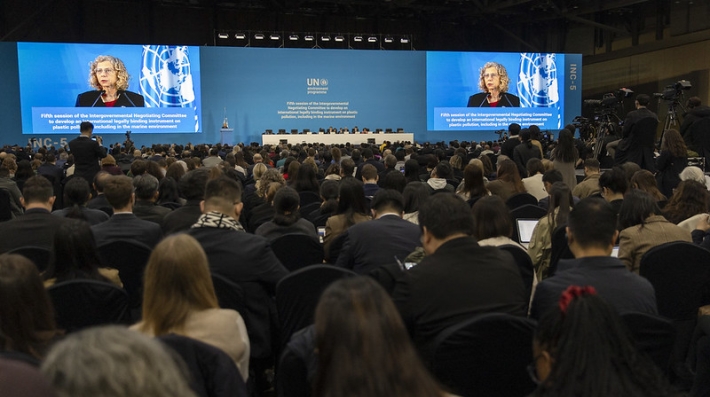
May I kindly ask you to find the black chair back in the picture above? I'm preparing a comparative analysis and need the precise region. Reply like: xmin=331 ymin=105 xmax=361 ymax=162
xmin=47 ymin=279 xmax=130 ymax=332
xmin=276 ymin=265 xmax=356 ymax=350
xmin=325 ymin=232 xmax=348 ymax=264
xmin=299 ymin=202 xmax=321 ymax=220
xmin=271 ymin=234 xmax=324 ymax=272
xmin=498 ymin=245 xmax=534 ymax=305
xmin=211 ymin=274 xmax=249 ymax=324
xmin=0 ymin=188 xmax=13 ymax=222
xmin=8 ymin=246 xmax=51 ymax=272
xmin=621 ymin=312 xmax=676 ymax=373
xmin=298 ymin=191 xmax=321 ymax=208
xmin=277 ymin=325 xmax=316 ymax=397
xmin=158 ymin=334 xmax=248 ymax=397
xmin=431 ymin=313 xmax=537 ymax=397
xmin=97 ymin=240 xmax=152 ymax=308
xmin=548 ymin=225 xmax=573 ymax=278
xmin=505 ymin=192 xmax=538 ymax=210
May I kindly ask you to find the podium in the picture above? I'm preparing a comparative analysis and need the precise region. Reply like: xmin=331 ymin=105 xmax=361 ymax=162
xmin=220 ymin=128 xmax=234 ymax=145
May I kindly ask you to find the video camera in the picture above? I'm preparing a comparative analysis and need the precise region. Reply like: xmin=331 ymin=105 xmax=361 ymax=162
xmin=653 ymin=80 xmax=691 ymax=103
xmin=583 ymin=88 xmax=634 ymax=111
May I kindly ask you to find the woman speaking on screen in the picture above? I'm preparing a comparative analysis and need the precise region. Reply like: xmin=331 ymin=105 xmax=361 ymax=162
xmin=467 ymin=61 xmax=520 ymax=108
xmin=75 ymin=55 xmax=145 ymax=107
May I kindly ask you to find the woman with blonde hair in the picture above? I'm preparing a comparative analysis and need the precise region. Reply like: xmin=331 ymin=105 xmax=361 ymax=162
xmin=132 ymin=234 xmax=250 ymax=381
xmin=76 ymin=55 xmax=145 ymax=107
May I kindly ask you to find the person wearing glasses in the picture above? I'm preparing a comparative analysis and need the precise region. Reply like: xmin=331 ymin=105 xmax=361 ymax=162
xmin=467 ymin=61 xmax=520 ymax=107
xmin=75 ymin=55 xmax=145 ymax=107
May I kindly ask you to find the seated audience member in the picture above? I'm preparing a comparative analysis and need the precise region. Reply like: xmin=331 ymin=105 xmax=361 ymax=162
xmin=157 ymin=177 xmax=183 ymax=209
xmin=487 ymin=159 xmax=526 ymax=201
xmin=403 ymin=159 xmax=421 ymax=184
xmin=91 ymin=175 xmax=163 ymax=249
xmin=680 ymin=165 xmax=709 ymax=188
xmin=513 ymin=129 xmax=542 ymax=178
xmin=0 ymin=358 xmax=56 ymax=397
xmin=361 ymin=164 xmax=381 ymax=199
xmin=0 ymin=254 xmax=60 ymax=361
xmin=256 ymin=186 xmax=318 ymax=242
xmin=472 ymin=195 xmax=526 ymax=251
xmin=377 ymin=154 xmax=399 ymax=187
xmin=522 ymin=158 xmax=547 ymax=200
xmin=630 ymin=170 xmax=667 ymax=206
xmin=663 ymin=180 xmax=709 ymax=224
xmin=426 ymin=161 xmax=455 ymax=194
xmin=530 ymin=198 xmax=657 ymax=320
xmin=308 ymin=180 xmax=339 ymax=225
xmin=339 ymin=158 xmax=356 ymax=179
xmin=41 ymin=326 xmax=198 ymax=397
xmin=161 ymin=168 xmax=210 ymax=235
xmin=529 ymin=182 xmax=572 ymax=280
xmin=572 ymin=158 xmax=601 ymax=199
xmin=598 ymin=166 xmax=627 ymax=217
xmin=335 ymin=189 xmax=420 ymax=274
xmin=457 ymin=162 xmax=490 ymax=202
xmin=0 ymin=166 xmax=23 ymax=218
xmin=132 ymin=234 xmax=250 ymax=381
xmin=617 ymin=189 xmax=691 ymax=273
xmin=248 ymin=181 xmax=283 ymax=233
xmin=13 ymin=160 xmax=34 ymax=193
xmin=86 ymin=171 xmax=113 ymax=215
xmin=52 ymin=177 xmax=109 ymax=225
xmin=132 ymin=174 xmax=171 ymax=226
xmin=187 ymin=176 xmax=287 ymax=294
xmin=100 ymin=154 xmax=123 ymax=176
xmin=402 ymin=181 xmax=430 ymax=225
xmin=530 ymin=287 xmax=674 ymax=397
xmin=323 ymin=178 xmax=370 ymax=257
xmin=0 ymin=176 xmax=77 ymax=253
xmin=43 ymin=221 xmax=121 ymax=287
xmin=382 ymin=169 xmax=406 ymax=193
xmin=538 ymin=169 xmax=564 ymax=209
xmin=392 ymin=194 xmax=527 ymax=350
xmin=314 ymin=277 xmax=447 ymax=397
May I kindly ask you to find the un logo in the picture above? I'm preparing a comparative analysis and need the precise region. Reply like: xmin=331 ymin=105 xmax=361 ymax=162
xmin=517 ymin=53 xmax=559 ymax=108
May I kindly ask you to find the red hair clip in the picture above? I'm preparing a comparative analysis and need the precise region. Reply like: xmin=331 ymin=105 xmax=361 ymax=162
xmin=558 ymin=285 xmax=597 ymax=314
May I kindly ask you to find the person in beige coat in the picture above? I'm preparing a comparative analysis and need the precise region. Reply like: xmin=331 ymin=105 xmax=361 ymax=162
xmin=572 ymin=158 xmax=602 ymax=199
xmin=618 ymin=189 xmax=692 ymax=273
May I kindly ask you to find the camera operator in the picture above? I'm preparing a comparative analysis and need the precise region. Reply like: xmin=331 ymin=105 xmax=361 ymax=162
xmin=612 ymin=94 xmax=658 ymax=172
xmin=680 ymin=96 xmax=710 ymax=155
xmin=68 ymin=121 xmax=107 ymax=185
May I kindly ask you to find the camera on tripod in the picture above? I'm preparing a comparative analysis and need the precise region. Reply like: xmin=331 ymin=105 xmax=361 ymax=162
xmin=653 ymin=80 xmax=691 ymax=103
xmin=583 ymin=88 xmax=634 ymax=114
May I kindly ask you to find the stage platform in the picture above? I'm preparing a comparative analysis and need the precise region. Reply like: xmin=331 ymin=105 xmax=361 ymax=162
xmin=261 ymin=132 xmax=414 ymax=146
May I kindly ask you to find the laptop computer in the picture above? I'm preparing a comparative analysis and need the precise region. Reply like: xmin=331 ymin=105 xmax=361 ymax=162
xmin=516 ymin=219 xmax=539 ymax=249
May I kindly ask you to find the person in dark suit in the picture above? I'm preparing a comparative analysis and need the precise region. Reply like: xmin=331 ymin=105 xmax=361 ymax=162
xmin=86 ymin=171 xmax=113 ymax=216
xmin=0 ymin=176 xmax=79 ymax=253
xmin=391 ymin=193 xmax=528 ymax=352
xmin=68 ymin=122 xmax=107 ymax=187
xmin=467 ymin=62 xmax=520 ymax=107
xmin=613 ymin=94 xmax=658 ymax=171
xmin=91 ymin=175 xmax=163 ymax=249
xmin=162 ymin=168 xmax=209 ymax=235
xmin=355 ymin=148 xmax=385 ymax=180
xmin=335 ymin=189 xmax=420 ymax=274
xmin=529 ymin=197 xmax=658 ymax=320
xmin=75 ymin=55 xmax=144 ymax=107
xmin=52 ymin=177 xmax=109 ymax=226
xmin=131 ymin=174 xmax=171 ymax=227
xmin=500 ymin=123 xmax=522 ymax=158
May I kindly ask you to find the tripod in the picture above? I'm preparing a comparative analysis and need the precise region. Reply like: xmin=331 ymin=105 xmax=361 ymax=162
xmin=659 ymin=100 xmax=686 ymax=147
xmin=592 ymin=112 xmax=622 ymax=160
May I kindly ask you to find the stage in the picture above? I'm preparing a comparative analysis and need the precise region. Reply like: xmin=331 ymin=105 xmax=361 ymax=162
xmin=261 ymin=132 xmax=414 ymax=146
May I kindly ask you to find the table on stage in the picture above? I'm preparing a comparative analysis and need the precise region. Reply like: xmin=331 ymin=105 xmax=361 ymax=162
xmin=261 ymin=132 xmax=414 ymax=146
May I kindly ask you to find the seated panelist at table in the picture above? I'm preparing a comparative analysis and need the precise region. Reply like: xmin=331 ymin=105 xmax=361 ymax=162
xmin=76 ymin=55 xmax=145 ymax=108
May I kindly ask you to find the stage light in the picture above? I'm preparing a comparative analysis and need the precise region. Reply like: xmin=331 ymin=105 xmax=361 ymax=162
xmin=384 ymin=37 xmax=394 ymax=43
xmin=334 ymin=36 xmax=345 ymax=42
xmin=367 ymin=36 xmax=377 ymax=43
xmin=321 ymin=35 xmax=331 ymax=42
xmin=235 ymin=33 xmax=247 ymax=39
xmin=270 ymin=34 xmax=280 ymax=40
xmin=400 ymin=37 xmax=410 ymax=44
xmin=217 ymin=33 xmax=229 ymax=39
xmin=289 ymin=34 xmax=299 ymax=41
xmin=353 ymin=36 xmax=363 ymax=42
xmin=254 ymin=33 xmax=265 ymax=40
xmin=304 ymin=35 xmax=315 ymax=41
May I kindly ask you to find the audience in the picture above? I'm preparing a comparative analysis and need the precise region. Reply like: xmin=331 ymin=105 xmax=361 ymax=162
xmin=255 ymin=186 xmax=318 ymax=242
xmin=598 ymin=166 xmax=627 ymax=217
xmin=656 ymin=128 xmax=688 ymax=198
xmin=52 ymin=177 xmax=109 ymax=225
xmin=323 ymin=178 xmax=370 ymax=257
xmin=161 ymin=168 xmax=210 ymax=234
xmin=472 ymin=195 xmax=526 ymax=251
xmin=132 ymin=174 xmax=171 ymax=226
xmin=571 ymin=158 xmax=601 ymax=199
xmin=487 ymin=159 xmax=526 ymax=201
xmin=522 ymin=158 xmax=546 ymax=200
xmin=663 ymin=180 xmax=709 ymax=224
xmin=529 ymin=182 xmax=572 ymax=280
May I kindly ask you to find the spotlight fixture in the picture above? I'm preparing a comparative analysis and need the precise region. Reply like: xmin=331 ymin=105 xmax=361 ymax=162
xmin=254 ymin=33 xmax=265 ymax=40
xmin=304 ymin=35 xmax=315 ymax=41
xmin=270 ymin=34 xmax=280 ymax=40
xmin=384 ymin=36 xmax=394 ymax=43
xmin=400 ymin=37 xmax=410 ymax=44
xmin=321 ymin=35 xmax=331 ymax=42
xmin=353 ymin=36 xmax=363 ymax=42
xmin=367 ymin=36 xmax=377 ymax=43
xmin=334 ymin=36 xmax=345 ymax=42
xmin=289 ymin=34 xmax=299 ymax=41
xmin=235 ymin=33 xmax=246 ymax=39
xmin=217 ymin=33 xmax=229 ymax=39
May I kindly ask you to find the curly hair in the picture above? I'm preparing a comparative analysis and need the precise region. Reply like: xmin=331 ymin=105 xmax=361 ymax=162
xmin=88 ymin=55 xmax=131 ymax=91
xmin=661 ymin=129 xmax=688 ymax=158
xmin=478 ymin=62 xmax=510 ymax=93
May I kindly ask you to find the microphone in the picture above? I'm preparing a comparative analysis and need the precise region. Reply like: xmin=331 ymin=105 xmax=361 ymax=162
xmin=502 ymin=93 xmax=514 ymax=107
xmin=479 ymin=93 xmax=489 ymax=107
xmin=91 ymin=90 xmax=105 ymax=107
xmin=120 ymin=90 xmax=138 ymax=107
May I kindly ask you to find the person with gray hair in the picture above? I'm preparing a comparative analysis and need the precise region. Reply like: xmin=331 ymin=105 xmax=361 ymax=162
xmin=41 ymin=326 xmax=197 ymax=397
xmin=132 ymin=173 xmax=171 ymax=226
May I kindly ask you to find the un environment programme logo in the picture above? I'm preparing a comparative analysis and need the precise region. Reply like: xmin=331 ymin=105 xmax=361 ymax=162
xmin=140 ymin=45 xmax=199 ymax=131
xmin=306 ymin=78 xmax=329 ymax=95
xmin=518 ymin=53 xmax=561 ymax=128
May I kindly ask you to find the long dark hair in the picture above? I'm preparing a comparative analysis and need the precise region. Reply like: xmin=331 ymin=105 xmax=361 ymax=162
xmin=404 ymin=159 xmax=420 ymax=184
xmin=291 ymin=163 xmax=320 ymax=193
xmin=43 ymin=221 xmax=108 ymax=284
xmin=553 ymin=130 xmax=578 ymax=163
xmin=533 ymin=288 xmax=673 ymax=397
xmin=547 ymin=182 xmax=572 ymax=237
xmin=661 ymin=129 xmax=687 ymax=158
xmin=402 ymin=182 xmax=430 ymax=213
xmin=461 ymin=163 xmax=489 ymax=198
xmin=314 ymin=277 xmax=444 ymax=397
xmin=618 ymin=189 xmax=661 ymax=230
xmin=662 ymin=179 xmax=709 ymax=224
xmin=497 ymin=159 xmax=526 ymax=194
xmin=472 ymin=195 xmax=513 ymax=240
xmin=336 ymin=178 xmax=368 ymax=227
